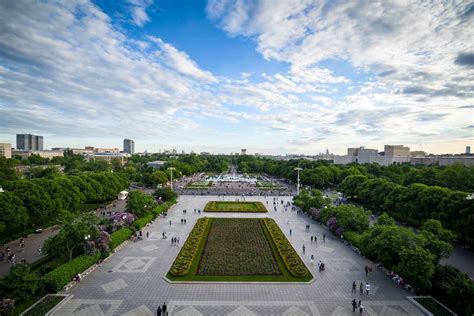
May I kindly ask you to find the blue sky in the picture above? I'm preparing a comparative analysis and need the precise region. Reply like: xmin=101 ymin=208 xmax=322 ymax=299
xmin=0 ymin=0 xmax=472 ymax=154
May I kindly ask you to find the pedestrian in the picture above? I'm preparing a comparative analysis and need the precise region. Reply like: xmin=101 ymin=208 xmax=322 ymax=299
xmin=365 ymin=282 xmax=370 ymax=296
xmin=352 ymin=299 xmax=357 ymax=312
xmin=147 ymin=231 xmax=149 ymax=239
xmin=310 ymin=254 xmax=314 ymax=265
xmin=289 ymin=229 xmax=292 ymax=236
xmin=352 ymin=281 xmax=356 ymax=293
xmin=302 ymin=244 xmax=305 ymax=254
xmin=317 ymin=260 xmax=321 ymax=271
xmin=323 ymin=234 xmax=326 ymax=242
xmin=359 ymin=304 xmax=364 ymax=314
xmin=359 ymin=282 xmax=363 ymax=294
xmin=162 ymin=302 xmax=167 ymax=315
xmin=157 ymin=305 xmax=162 ymax=316
xmin=162 ymin=232 xmax=165 ymax=239
xmin=181 ymin=218 xmax=183 ymax=224
xmin=311 ymin=236 xmax=313 ymax=243
xmin=184 ymin=219 xmax=187 ymax=224
xmin=365 ymin=265 xmax=369 ymax=276
xmin=314 ymin=236 xmax=317 ymax=243
xmin=169 ymin=220 xmax=172 ymax=226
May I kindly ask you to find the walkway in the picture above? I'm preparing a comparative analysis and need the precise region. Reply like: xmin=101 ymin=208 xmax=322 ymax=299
xmin=53 ymin=195 xmax=422 ymax=315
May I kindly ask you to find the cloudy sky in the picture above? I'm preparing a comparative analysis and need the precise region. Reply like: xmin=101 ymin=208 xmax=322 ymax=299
xmin=0 ymin=0 xmax=472 ymax=154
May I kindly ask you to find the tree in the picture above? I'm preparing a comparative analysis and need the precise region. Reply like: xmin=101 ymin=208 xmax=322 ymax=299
xmin=126 ymin=191 xmax=156 ymax=217
xmin=43 ymin=213 xmax=99 ymax=261
xmin=154 ymin=187 xmax=178 ymax=203
xmin=396 ymin=247 xmax=435 ymax=291
xmin=0 ymin=265 xmax=40 ymax=302
xmin=339 ymin=175 xmax=368 ymax=198
xmin=377 ymin=212 xmax=395 ymax=226
xmin=0 ymin=191 xmax=28 ymax=236
xmin=422 ymin=219 xmax=455 ymax=243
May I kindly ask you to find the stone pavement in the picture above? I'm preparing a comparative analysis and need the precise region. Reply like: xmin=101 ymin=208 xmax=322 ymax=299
xmin=53 ymin=195 xmax=422 ymax=315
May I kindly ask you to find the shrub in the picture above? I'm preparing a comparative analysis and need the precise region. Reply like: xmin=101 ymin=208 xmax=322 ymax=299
xmin=263 ymin=218 xmax=309 ymax=277
xmin=43 ymin=253 xmax=100 ymax=292
xmin=343 ymin=231 xmax=362 ymax=248
xmin=0 ymin=265 xmax=40 ymax=303
xmin=110 ymin=228 xmax=132 ymax=250
xmin=169 ymin=217 xmax=209 ymax=276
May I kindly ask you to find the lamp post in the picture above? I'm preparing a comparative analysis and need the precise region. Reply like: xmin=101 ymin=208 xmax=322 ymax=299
xmin=84 ymin=234 xmax=91 ymax=255
xmin=294 ymin=167 xmax=302 ymax=196
xmin=168 ymin=167 xmax=176 ymax=191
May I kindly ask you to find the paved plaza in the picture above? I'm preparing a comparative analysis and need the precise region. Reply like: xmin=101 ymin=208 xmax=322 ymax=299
xmin=53 ymin=195 xmax=422 ymax=315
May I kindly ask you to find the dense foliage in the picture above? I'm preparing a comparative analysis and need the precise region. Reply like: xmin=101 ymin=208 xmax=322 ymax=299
xmin=126 ymin=190 xmax=156 ymax=217
xmin=43 ymin=253 xmax=100 ymax=292
xmin=0 ymin=265 xmax=40 ymax=302
xmin=110 ymin=228 xmax=133 ymax=250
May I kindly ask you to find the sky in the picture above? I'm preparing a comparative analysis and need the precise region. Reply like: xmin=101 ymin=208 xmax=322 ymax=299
xmin=0 ymin=0 xmax=473 ymax=155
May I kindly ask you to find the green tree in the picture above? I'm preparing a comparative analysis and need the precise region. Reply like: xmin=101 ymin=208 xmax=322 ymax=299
xmin=0 ymin=191 xmax=28 ymax=236
xmin=377 ymin=212 xmax=395 ymax=226
xmin=43 ymin=213 xmax=99 ymax=261
xmin=0 ymin=265 xmax=40 ymax=302
xmin=154 ymin=187 xmax=178 ymax=203
xmin=339 ymin=175 xmax=368 ymax=198
xmin=396 ymin=247 xmax=435 ymax=291
xmin=126 ymin=191 xmax=156 ymax=217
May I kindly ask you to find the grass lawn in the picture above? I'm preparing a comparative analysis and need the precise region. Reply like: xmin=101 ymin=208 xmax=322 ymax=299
xmin=413 ymin=297 xmax=454 ymax=316
xmin=204 ymin=201 xmax=268 ymax=213
xmin=185 ymin=181 xmax=211 ymax=189
xmin=167 ymin=218 xmax=312 ymax=282
xmin=22 ymin=295 xmax=66 ymax=316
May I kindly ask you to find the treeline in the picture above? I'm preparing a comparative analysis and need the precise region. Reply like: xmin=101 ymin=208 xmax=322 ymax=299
xmin=0 ymin=172 xmax=130 ymax=238
xmin=340 ymin=175 xmax=473 ymax=242
xmin=237 ymin=156 xmax=474 ymax=191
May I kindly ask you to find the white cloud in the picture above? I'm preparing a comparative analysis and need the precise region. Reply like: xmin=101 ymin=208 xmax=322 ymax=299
xmin=128 ymin=0 xmax=153 ymax=27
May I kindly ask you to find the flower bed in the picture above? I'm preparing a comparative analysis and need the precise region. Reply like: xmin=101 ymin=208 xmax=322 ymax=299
xmin=169 ymin=217 xmax=209 ymax=276
xmin=204 ymin=201 xmax=267 ymax=213
xmin=197 ymin=218 xmax=281 ymax=276
xmin=262 ymin=218 xmax=310 ymax=277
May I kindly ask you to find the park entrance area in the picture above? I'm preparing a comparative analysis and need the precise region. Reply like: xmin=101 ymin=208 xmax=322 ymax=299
xmin=167 ymin=217 xmax=312 ymax=282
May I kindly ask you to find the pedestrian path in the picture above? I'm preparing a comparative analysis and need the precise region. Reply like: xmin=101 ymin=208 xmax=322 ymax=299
xmin=53 ymin=195 xmax=423 ymax=315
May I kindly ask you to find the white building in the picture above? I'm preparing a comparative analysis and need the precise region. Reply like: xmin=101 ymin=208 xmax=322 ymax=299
xmin=0 ymin=143 xmax=12 ymax=159
xmin=147 ymin=160 xmax=167 ymax=169
xmin=334 ymin=145 xmax=411 ymax=166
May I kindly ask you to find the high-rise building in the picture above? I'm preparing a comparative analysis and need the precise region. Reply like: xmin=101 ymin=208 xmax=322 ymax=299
xmin=0 ymin=143 xmax=12 ymax=159
xmin=466 ymin=146 xmax=471 ymax=154
xmin=241 ymin=149 xmax=247 ymax=155
xmin=16 ymin=134 xmax=43 ymax=151
xmin=123 ymin=139 xmax=135 ymax=154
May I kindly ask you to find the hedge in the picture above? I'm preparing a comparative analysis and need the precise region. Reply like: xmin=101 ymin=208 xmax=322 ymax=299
xmin=43 ymin=253 xmax=100 ymax=292
xmin=343 ymin=230 xmax=363 ymax=248
xmin=262 ymin=218 xmax=309 ymax=277
xmin=169 ymin=217 xmax=209 ymax=276
xmin=110 ymin=228 xmax=133 ymax=250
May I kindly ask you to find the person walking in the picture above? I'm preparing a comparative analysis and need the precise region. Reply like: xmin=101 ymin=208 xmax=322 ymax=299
xmin=359 ymin=304 xmax=364 ymax=314
xmin=365 ymin=265 xmax=369 ymax=276
xmin=289 ymin=229 xmax=292 ymax=236
xmin=310 ymin=254 xmax=314 ymax=265
xmin=302 ymin=244 xmax=305 ymax=254
xmin=314 ymin=236 xmax=317 ymax=243
xmin=359 ymin=282 xmax=363 ymax=294
xmin=351 ymin=299 xmax=357 ymax=312
xmin=146 ymin=231 xmax=149 ymax=239
xmin=169 ymin=220 xmax=172 ymax=226
xmin=162 ymin=302 xmax=167 ymax=315
xmin=323 ymin=233 xmax=326 ymax=242
xmin=157 ymin=306 xmax=162 ymax=316
xmin=352 ymin=281 xmax=356 ymax=293
xmin=365 ymin=282 xmax=370 ymax=296
xmin=311 ymin=236 xmax=314 ymax=243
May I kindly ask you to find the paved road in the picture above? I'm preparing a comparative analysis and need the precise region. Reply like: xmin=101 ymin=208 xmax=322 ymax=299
xmin=54 ymin=195 xmax=422 ymax=316
xmin=0 ymin=226 xmax=59 ymax=276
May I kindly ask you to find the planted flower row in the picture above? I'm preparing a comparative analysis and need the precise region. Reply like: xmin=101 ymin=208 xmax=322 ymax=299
xmin=263 ymin=218 xmax=309 ymax=277
xmin=169 ymin=217 xmax=209 ymax=276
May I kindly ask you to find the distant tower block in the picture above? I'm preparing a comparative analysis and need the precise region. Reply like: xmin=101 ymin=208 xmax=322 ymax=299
xmin=466 ymin=146 xmax=471 ymax=154
xmin=241 ymin=149 xmax=247 ymax=155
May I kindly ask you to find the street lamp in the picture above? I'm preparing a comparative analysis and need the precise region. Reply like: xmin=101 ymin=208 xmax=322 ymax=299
xmin=294 ymin=167 xmax=302 ymax=196
xmin=84 ymin=234 xmax=91 ymax=255
xmin=168 ymin=167 xmax=176 ymax=191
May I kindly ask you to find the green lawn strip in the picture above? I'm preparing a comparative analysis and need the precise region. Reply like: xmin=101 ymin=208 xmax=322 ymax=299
xmin=166 ymin=217 xmax=312 ymax=282
xmin=413 ymin=297 xmax=454 ymax=316
xmin=203 ymin=201 xmax=267 ymax=213
xmin=23 ymin=295 xmax=65 ymax=316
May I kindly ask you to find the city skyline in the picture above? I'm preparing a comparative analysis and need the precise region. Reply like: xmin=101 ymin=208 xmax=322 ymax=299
xmin=0 ymin=1 xmax=473 ymax=155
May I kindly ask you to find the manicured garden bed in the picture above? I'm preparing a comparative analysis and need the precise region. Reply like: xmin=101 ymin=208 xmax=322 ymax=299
xmin=167 ymin=218 xmax=312 ymax=282
xmin=185 ymin=181 xmax=211 ymax=189
xmin=413 ymin=297 xmax=455 ymax=316
xmin=204 ymin=201 xmax=267 ymax=213
xmin=22 ymin=294 xmax=66 ymax=316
